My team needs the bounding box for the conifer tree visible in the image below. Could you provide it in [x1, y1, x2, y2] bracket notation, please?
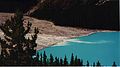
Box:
[80, 59, 83, 66]
[93, 62, 95, 67]
[77, 59, 81, 66]
[74, 55, 78, 65]
[70, 53, 74, 65]
[43, 51, 47, 65]
[96, 61, 101, 67]
[0, 10, 39, 65]
[54, 57, 59, 65]
[49, 53, 54, 65]
[64, 55, 68, 66]
[60, 58, 63, 66]
[112, 61, 117, 67]
[86, 60, 89, 66]
[33, 52, 40, 65]
[46, 58, 49, 65]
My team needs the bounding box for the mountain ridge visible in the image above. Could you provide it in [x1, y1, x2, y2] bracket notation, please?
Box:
[0, 0, 119, 30]
[30, 0, 119, 30]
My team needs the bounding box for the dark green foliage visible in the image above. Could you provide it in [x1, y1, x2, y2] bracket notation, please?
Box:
[93, 62, 96, 67]
[0, 10, 39, 65]
[54, 57, 59, 65]
[49, 54, 54, 65]
[33, 53, 40, 65]
[77, 59, 81, 66]
[60, 58, 63, 66]
[86, 60, 89, 66]
[80, 59, 83, 66]
[112, 61, 117, 67]
[64, 55, 68, 66]
[32, 52, 117, 66]
[96, 61, 101, 66]
[70, 53, 74, 65]
[43, 51, 47, 65]
[74, 55, 78, 65]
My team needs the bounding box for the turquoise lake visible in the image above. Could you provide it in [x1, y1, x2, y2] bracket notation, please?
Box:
[38, 32, 120, 66]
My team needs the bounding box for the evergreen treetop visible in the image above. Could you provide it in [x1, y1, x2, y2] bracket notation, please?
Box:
[0, 10, 39, 65]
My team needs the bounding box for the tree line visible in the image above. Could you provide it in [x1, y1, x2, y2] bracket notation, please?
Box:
[32, 51, 117, 66]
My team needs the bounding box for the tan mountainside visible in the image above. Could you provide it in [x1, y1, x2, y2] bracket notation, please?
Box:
[0, 13, 95, 37]
[0, 13, 107, 49]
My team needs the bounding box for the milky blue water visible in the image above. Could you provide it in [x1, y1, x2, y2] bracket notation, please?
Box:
[38, 32, 120, 66]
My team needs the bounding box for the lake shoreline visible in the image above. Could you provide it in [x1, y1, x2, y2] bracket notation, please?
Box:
[0, 13, 118, 50]
[0, 30, 117, 50]
[36, 30, 116, 50]
[38, 31, 119, 66]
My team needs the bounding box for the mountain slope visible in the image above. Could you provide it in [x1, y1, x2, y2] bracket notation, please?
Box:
[0, 0, 37, 12]
[0, 0, 119, 30]
[0, 13, 97, 37]
[29, 0, 119, 30]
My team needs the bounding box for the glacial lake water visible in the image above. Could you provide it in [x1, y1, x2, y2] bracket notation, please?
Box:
[38, 32, 120, 66]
